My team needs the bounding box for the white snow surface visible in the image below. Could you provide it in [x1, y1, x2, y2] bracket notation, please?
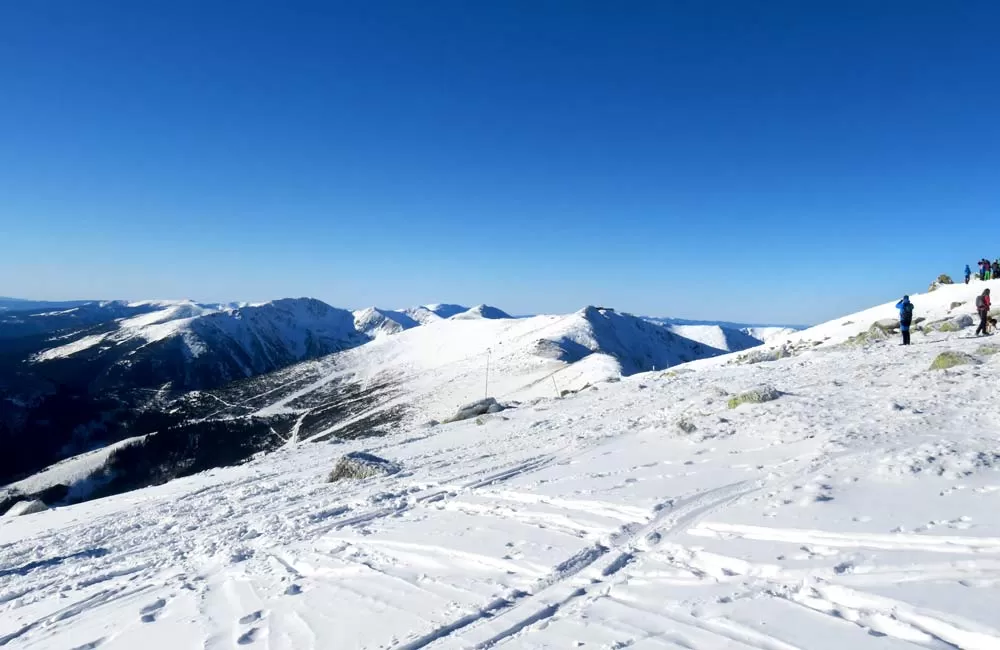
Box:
[5, 286, 1000, 649]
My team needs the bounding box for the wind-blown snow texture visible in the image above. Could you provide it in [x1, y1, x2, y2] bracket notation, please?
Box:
[3, 281, 1000, 649]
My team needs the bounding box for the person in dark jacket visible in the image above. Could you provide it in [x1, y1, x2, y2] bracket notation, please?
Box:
[896, 295, 914, 345]
[966, 264, 972, 284]
[976, 289, 992, 336]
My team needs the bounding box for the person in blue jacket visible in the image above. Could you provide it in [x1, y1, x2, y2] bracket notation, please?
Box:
[966, 264, 972, 284]
[896, 295, 914, 345]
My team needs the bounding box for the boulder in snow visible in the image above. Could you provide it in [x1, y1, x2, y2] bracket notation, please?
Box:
[442, 397, 506, 423]
[327, 452, 401, 482]
[929, 351, 979, 371]
[733, 346, 791, 365]
[874, 319, 901, 332]
[727, 386, 782, 409]
[924, 314, 974, 333]
[3, 499, 49, 517]
[928, 274, 954, 292]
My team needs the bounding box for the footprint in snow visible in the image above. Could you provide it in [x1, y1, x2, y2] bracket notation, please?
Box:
[237, 628, 259, 645]
[239, 610, 264, 625]
[70, 641, 105, 650]
[140, 598, 167, 623]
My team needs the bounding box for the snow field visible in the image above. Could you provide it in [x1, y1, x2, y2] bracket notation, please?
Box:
[3, 295, 1000, 649]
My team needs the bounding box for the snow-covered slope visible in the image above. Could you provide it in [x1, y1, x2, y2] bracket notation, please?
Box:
[247, 306, 724, 429]
[666, 323, 763, 352]
[3, 306, 726, 506]
[4, 288, 1000, 649]
[738, 278, 998, 353]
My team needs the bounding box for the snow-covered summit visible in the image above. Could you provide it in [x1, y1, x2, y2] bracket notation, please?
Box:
[352, 307, 421, 337]
[400, 303, 470, 325]
[449, 304, 512, 320]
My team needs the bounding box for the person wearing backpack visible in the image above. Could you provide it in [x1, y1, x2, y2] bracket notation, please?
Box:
[976, 289, 992, 336]
[896, 295, 914, 345]
[966, 264, 972, 284]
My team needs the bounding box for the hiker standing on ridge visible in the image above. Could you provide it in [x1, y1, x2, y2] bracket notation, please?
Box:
[976, 289, 992, 336]
[896, 295, 914, 346]
[966, 264, 972, 284]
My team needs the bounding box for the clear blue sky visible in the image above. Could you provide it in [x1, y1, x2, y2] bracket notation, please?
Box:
[1, 1, 997, 324]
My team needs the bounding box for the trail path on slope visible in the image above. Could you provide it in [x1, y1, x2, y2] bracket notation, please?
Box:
[3, 326, 1000, 649]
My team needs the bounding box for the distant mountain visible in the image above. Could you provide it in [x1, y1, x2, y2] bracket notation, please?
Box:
[2, 301, 733, 509]
[450, 304, 512, 320]
[0, 297, 94, 313]
[353, 307, 421, 337]
[664, 324, 764, 353]
[399, 303, 470, 325]
[645, 315, 807, 331]
[0, 298, 370, 486]
[741, 326, 800, 344]
[644, 316, 805, 350]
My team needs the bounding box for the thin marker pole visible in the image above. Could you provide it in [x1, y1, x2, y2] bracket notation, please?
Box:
[485, 348, 491, 399]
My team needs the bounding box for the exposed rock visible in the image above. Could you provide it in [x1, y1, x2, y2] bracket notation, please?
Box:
[929, 274, 954, 291]
[676, 419, 698, 434]
[442, 398, 507, 424]
[327, 452, 401, 482]
[727, 386, 782, 409]
[733, 345, 791, 365]
[3, 499, 49, 517]
[924, 314, 974, 333]
[847, 323, 892, 346]
[874, 319, 901, 332]
[929, 352, 978, 371]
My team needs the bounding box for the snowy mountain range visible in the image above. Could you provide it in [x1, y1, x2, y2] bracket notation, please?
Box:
[0, 297, 795, 509]
[3, 279, 1000, 649]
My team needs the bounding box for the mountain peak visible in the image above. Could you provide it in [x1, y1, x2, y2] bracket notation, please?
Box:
[449, 304, 512, 320]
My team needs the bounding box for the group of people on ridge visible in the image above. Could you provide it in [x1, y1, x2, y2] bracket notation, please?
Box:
[896, 287, 993, 346]
[966, 260, 1000, 283]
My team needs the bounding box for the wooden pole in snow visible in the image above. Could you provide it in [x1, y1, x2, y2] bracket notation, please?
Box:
[485, 348, 491, 399]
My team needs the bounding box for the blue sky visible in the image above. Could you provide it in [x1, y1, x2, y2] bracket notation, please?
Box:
[1, 1, 997, 324]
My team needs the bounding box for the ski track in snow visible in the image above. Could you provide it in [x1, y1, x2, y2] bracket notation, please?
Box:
[4, 281, 1000, 649]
